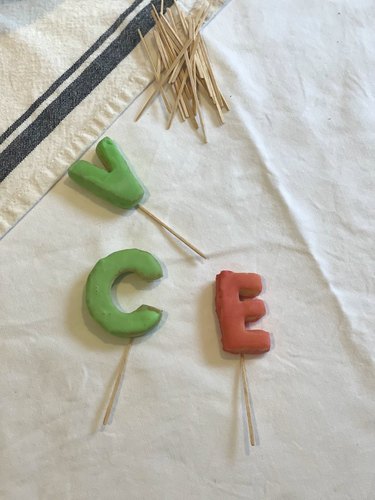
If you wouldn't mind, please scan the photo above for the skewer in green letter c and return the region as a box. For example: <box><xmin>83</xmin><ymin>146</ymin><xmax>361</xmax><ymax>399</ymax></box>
<box><xmin>85</xmin><ymin>249</ymin><xmax>164</xmax><ymax>338</ymax></box>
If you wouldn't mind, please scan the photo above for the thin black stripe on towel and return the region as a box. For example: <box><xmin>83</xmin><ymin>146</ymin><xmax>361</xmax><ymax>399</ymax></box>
<box><xmin>0</xmin><ymin>0</ymin><xmax>143</xmax><ymax>146</ymax></box>
<box><xmin>0</xmin><ymin>0</ymin><xmax>173</xmax><ymax>182</ymax></box>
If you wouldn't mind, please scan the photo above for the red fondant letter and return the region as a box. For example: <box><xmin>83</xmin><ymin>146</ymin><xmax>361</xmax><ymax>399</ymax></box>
<box><xmin>215</xmin><ymin>271</ymin><xmax>270</xmax><ymax>354</ymax></box>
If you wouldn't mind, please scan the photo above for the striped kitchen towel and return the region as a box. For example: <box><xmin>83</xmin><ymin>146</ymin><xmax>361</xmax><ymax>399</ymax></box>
<box><xmin>0</xmin><ymin>0</ymin><xmax>228</xmax><ymax>238</ymax></box>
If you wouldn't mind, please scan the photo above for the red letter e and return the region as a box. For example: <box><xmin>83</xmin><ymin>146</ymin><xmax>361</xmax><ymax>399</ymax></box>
<box><xmin>215</xmin><ymin>271</ymin><xmax>270</xmax><ymax>354</ymax></box>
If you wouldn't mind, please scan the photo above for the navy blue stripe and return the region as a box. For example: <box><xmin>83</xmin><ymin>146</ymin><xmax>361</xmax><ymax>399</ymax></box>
<box><xmin>0</xmin><ymin>0</ymin><xmax>173</xmax><ymax>182</ymax></box>
<box><xmin>0</xmin><ymin>0</ymin><xmax>143</xmax><ymax>146</ymax></box>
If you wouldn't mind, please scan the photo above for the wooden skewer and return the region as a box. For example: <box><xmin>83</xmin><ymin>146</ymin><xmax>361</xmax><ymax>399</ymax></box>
<box><xmin>169</xmin><ymin>56</ymin><xmax>184</xmax><ymax>84</ymax></box>
<box><xmin>152</xmin><ymin>10</ymin><xmax>189</xmax><ymax>115</ymax></box>
<box><xmin>189</xmin><ymin>18</ymin><xmax>199</xmax><ymax>118</ymax></box>
<box><xmin>135</xmin><ymin>12</ymin><xmax>207</xmax><ymax>121</ymax></box>
<box><xmin>184</xmin><ymin>48</ymin><xmax>207</xmax><ymax>143</ymax></box>
<box><xmin>175</xmin><ymin>1</ymin><xmax>188</xmax><ymax>34</ymax></box>
<box><xmin>153</xmin><ymin>29</ymin><xmax>187</xmax><ymax>120</ymax></box>
<box><xmin>161</xmin><ymin>16</ymin><xmax>183</xmax><ymax>49</ymax></box>
<box><xmin>137</xmin><ymin>2</ymin><xmax>226</xmax><ymax>140</ymax></box>
<box><xmin>199</xmin><ymin>35</ymin><xmax>230</xmax><ymax>111</ymax></box>
<box><xmin>138</xmin><ymin>29</ymin><xmax>172</xmax><ymax>115</ymax></box>
<box><xmin>197</xmin><ymin>39</ymin><xmax>224</xmax><ymax>123</ymax></box>
<box><xmin>240</xmin><ymin>353</ymin><xmax>255</xmax><ymax>446</ymax></box>
<box><xmin>175</xmin><ymin>4</ymin><xmax>195</xmax><ymax>116</ymax></box>
<box><xmin>153</xmin><ymin>30</ymin><xmax>186</xmax><ymax>120</ymax></box>
<box><xmin>178</xmin><ymin>5</ymin><xmax>205</xmax><ymax>108</ymax></box>
<box><xmin>156</xmin><ymin>13</ymin><xmax>199</xmax><ymax>126</ymax></box>
<box><xmin>138</xmin><ymin>204</ymin><xmax>207</xmax><ymax>259</ymax></box>
<box><xmin>167</xmin><ymin>70</ymin><xmax>188</xmax><ymax>129</ymax></box>
<box><xmin>156</xmin><ymin>52</ymin><xmax>161</xmax><ymax>77</ymax></box>
<box><xmin>154</xmin><ymin>8</ymin><xmax>182</xmax><ymax>48</ymax></box>
<box><xmin>174</xmin><ymin>12</ymin><xmax>207</xmax><ymax>139</ymax></box>
<box><xmin>167</xmin><ymin>7</ymin><xmax>179</xmax><ymax>36</ymax></box>
<box><xmin>103</xmin><ymin>339</ymin><xmax>133</xmax><ymax>425</ymax></box>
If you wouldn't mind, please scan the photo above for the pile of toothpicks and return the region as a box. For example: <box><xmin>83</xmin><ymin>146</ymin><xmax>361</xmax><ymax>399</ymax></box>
<box><xmin>136</xmin><ymin>1</ymin><xmax>229</xmax><ymax>143</ymax></box>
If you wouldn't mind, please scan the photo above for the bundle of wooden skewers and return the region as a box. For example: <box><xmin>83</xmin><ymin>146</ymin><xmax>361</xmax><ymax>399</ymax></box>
<box><xmin>136</xmin><ymin>1</ymin><xmax>229</xmax><ymax>143</ymax></box>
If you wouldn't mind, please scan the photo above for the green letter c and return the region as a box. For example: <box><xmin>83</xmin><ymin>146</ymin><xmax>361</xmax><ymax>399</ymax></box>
<box><xmin>85</xmin><ymin>249</ymin><xmax>164</xmax><ymax>338</ymax></box>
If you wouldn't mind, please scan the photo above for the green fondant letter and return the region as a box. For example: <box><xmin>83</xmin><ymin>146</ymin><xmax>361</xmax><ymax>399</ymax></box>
<box><xmin>68</xmin><ymin>137</ymin><xmax>144</xmax><ymax>209</ymax></box>
<box><xmin>86</xmin><ymin>249</ymin><xmax>164</xmax><ymax>338</ymax></box>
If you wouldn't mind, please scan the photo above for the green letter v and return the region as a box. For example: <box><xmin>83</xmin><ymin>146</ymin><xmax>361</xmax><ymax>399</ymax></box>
<box><xmin>68</xmin><ymin>137</ymin><xmax>144</xmax><ymax>209</ymax></box>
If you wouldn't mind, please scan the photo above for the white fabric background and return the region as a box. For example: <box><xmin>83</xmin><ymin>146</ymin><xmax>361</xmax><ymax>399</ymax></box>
<box><xmin>1</xmin><ymin>0</ymin><xmax>374</xmax><ymax>499</ymax></box>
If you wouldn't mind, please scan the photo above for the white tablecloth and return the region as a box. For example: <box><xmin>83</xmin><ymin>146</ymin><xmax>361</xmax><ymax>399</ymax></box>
<box><xmin>1</xmin><ymin>0</ymin><xmax>374</xmax><ymax>498</ymax></box>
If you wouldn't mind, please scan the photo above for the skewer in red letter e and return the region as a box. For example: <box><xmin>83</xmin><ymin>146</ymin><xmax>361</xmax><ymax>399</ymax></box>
<box><xmin>215</xmin><ymin>271</ymin><xmax>270</xmax><ymax>354</ymax></box>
